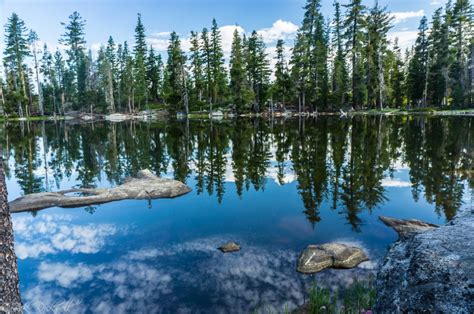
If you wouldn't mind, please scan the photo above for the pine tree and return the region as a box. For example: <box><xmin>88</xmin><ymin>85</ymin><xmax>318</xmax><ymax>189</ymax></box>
<box><xmin>406</xmin><ymin>16</ymin><xmax>429</xmax><ymax>107</ymax></box>
<box><xmin>54</xmin><ymin>50</ymin><xmax>67</xmax><ymax>114</ymax></box>
<box><xmin>427</xmin><ymin>8</ymin><xmax>449</xmax><ymax>107</ymax></box>
<box><xmin>388</xmin><ymin>38</ymin><xmax>404</xmax><ymax>108</ymax></box>
<box><xmin>365</xmin><ymin>2</ymin><xmax>393</xmax><ymax>109</ymax></box>
<box><xmin>230</xmin><ymin>28</ymin><xmax>253</xmax><ymax>113</ymax></box>
<box><xmin>273</xmin><ymin>39</ymin><xmax>292</xmax><ymax>107</ymax></box>
<box><xmin>209</xmin><ymin>19</ymin><xmax>227</xmax><ymax>109</ymax></box>
<box><xmin>331</xmin><ymin>1</ymin><xmax>349</xmax><ymax>109</ymax></box>
<box><xmin>133</xmin><ymin>13</ymin><xmax>148</xmax><ymax>110</ymax></box>
<box><xmin>163</xmin><ymin>32</ymin><xmax>187</xmax><ymax>112</ymax></box>
<box><xmin>201</xmin><ymin>28</ymin><xmax>212</xmax><ymax>105</ymax></box>
<box><xmin>291</xmin><ymin>0</ymin><xmax>330</xmax><ymax>111</ymax></box>
<box><xmin>59</xmin><ymin>11</ymin><xmax>86</xmax><ymax>108</ymax></box>
<box><xmin>450</xmin><ymin>0</ymin><xmax>473</xmax><ymax>107</ymax></box>
<box><xmin>40</xmin><ymin>44</ymin><xmax>59</xmax><ymax>114</ymax></box>
<box><xmin>189</xmin><ymin>31</ymin><xmax>205</xmax><ymax>104</ymax></box>
<box><xmin>246</xmin><ymin>31</ymin><xmax>270</xmax><ymax>111</ymax></box>
<box><xmin>119</xmin><ymin>41</ymin><xmax>134</xmax><ymax>112</ymax></box>
<box><xmin>28</xmin><ymin>30</ymin><xmax>44</xmax><ymax>115</ymax></box>
<box><xmin>146</xmin><ymin>46</ymin><xmax>161</xmax><ymax>104</ymax></box>
<box><xmin>105</xmin><ymin>36</ymin><xmax>118</xmax><ymax>109</ymax></box>
<box><xmin>291</xmin><ymin>32</ymin><xmax>306</xmax><ymax>113</ymax></box>
<box><xmin>343</xmin><ymin>0</ymin><xmax>367</xmax><ymax>109</ymax></box>
<box><xmin>3</xmin><ymin>13</ymin><xmax>31</xmax><ymax>117</ymax></box>
<box><xmin>97</xmin><ymin>46</ymin><xmax>115</xmax><ymax>112</ymax></box>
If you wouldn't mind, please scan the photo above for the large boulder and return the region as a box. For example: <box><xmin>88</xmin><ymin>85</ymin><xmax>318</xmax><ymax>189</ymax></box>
<box><xmin>376</xmin><ymin>209</ymin><xmax>474</xmax><ymax>312</ymax></box>
<box><xmin>297</xmin><ymin>243</ymin><xmax>369</xmax><ymax>274</ymax></box>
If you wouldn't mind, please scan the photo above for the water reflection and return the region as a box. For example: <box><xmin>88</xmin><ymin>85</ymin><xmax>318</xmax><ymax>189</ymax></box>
<box><xmin>2</xmin><ymin>116</ymin><xmax>472</xmax><ymax>228</ymax></box>
<box><xmin>21</xmin><ymin>235</ymin><xmax>375</xmax><ymax>313</ymax></box>
<box><xmin>13</xmin><ymin>214</ymin><xmax>118</xmax><ymax>259</ymax></box>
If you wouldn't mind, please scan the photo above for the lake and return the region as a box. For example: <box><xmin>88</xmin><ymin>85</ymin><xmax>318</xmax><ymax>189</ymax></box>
<box><xmin>2</xmin><ymin>115</ymin><xmax>472</xmax><ymax>312</ymax></box>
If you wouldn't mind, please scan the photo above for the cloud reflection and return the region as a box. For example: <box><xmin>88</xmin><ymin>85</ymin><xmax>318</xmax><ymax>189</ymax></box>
<box><xmin>13</xmin><ymin>214</ymin><xmax>118</xmax><ymax>259</ymax></box>
<box><xmin>23</xmin><ymin>236</ymin><xmax>377</xmax><ymax>313</ymax></box>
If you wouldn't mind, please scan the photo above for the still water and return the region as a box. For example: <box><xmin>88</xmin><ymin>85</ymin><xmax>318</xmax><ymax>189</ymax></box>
<box><xmin>3</xmin><ymin>115</ymin><xmax>473</xmax><ymax>312</ymax></box>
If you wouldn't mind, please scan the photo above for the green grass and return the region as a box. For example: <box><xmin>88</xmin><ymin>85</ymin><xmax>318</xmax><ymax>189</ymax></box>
<box><xmin>297</xmin><ymin>278</ymin><xmax>376</xmax><ymax>314</ymax></box>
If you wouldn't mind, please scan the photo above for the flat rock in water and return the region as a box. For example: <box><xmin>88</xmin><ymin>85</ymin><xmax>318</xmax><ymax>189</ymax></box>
<box><xmin>379</xmin><ymin>216</ymin><xmax>438</xmax><ymax>239</ymax></box>
<box><xmin>218</xmin><ymin>241</ymin><xmax>240</xmax><ymax>253</ymax></box>
<box><xmin>297</xmin><ymin>243</ymin><xmax>369</xmax><ymax>274</ymax></box>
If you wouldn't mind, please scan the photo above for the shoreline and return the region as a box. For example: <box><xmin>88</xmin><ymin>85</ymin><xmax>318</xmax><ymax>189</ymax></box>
<box><xmin>1</xmin><ymin>108</ymin><xmax>473</xmax><ymax>122</ymax></box>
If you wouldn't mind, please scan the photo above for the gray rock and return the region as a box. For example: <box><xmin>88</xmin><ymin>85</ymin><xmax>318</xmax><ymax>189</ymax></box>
<box><xmin>376</xmin><ymin>209</ymin><xmax>474</xmax><ymax>312</ymax></box>
<box><xmin>218</xmin><ymin>241</ymin><xmax>241</xmax><ymax>253</ymax></box>
<box><xmin>297</xmin><ymin>243</ymin><xmax>369</xmax><ymax>274</ymax></box>
<box><xmin>379</xmin><ymin>216</ymin><xmax>438</xmax><ymax>239</ymax></box>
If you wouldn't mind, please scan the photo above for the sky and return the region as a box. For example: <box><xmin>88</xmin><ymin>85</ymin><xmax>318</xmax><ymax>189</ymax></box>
<box><xmin>0</xmin><ymin>0</ymin><xmax>450</xmax><ymax>61</ymax></box>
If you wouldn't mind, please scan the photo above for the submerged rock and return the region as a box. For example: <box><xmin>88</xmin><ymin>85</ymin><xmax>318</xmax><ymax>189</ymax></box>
<box><xmin>218</xmin><ymin>241</ymin><xmax>241</xmax><ymax>253</ymax></box>
<box><xmin>376</xmin><ymin>209</ymin><xmax>474</xmax><ymax>312</ymax></box>
<box><xmin>297</xmin><ymin>243</ymin><xmax>369</xmax><ymax>274</ymax></box>
<box><xmin>379</xmin><ymin>216</ymin><xmax>438</xmax><ymax>239</ymax></box>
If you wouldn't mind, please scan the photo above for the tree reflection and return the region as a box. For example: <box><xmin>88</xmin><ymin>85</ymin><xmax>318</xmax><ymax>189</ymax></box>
<box><xmin>1</xmin><ymin>115</ymin><xmax>471</xmax><ymax>229</ymax></box>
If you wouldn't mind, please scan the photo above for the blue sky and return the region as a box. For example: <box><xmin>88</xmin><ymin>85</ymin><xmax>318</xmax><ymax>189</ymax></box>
<box><xmin>0</xmin><ymin>0</ymin><xmax>448</xmax><ymax>58</ymax></box>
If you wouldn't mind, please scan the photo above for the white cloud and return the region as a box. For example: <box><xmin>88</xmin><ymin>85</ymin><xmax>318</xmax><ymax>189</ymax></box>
<box><xmin>12</xmin><ymin>214</ymin><xmax>118</xmax><ymax>259</ymax></box>
<box><xmin>257</xmin><ymin>19</ymin><xmax>298</xmax><ymax>44</ymax></box>
<box><xmin>38</xmin><ymin>262</ymin><xmax>94</xmax><ymax>288</ymax></box>
<box><xmin>430</xmin><ymin>0</ymin><xmax>443</xmax><ymax>6</ymax></box>
<box><xmin>146</xmin><ymin>31</ymin><xmax>171</xmax><ymax>52</ymax></box>
<box><xmin>390</xmin><ymin>10</ymin><xmax>425</xmax><ymax>24</ymax></box>
<box><xmin>389</xmin><ymin>31</ymin><xmax>418</xmax><ymax>50</ymax></box>
<box><xmin>381</xmin><ymin>178</ymin><xmax>412</xmax><ymax>188</ymax></box>
<box><xmin>145</xmin><ymin>20</ymin><xmax>296</xmax><ymax>56</ymax></box>
<box><xmin>219</xmin><ymin>25</ymin><xmax>245</xmax><ymax>54</ymax></box>
<box><xmin>90</xmin><ymin>42</ymin><xmax>102</xmax><ymax>53</ymax></box>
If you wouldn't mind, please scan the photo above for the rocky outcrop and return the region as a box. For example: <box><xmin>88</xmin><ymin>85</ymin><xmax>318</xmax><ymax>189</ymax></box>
<box><xmin>379</xmin><ymin>216</ymin><xmax>438</xmax><ymax>239</ymax></box>
<box><xmin>9</xmin><ymin>170</ymin><xmax>191</xmax><ymax>213</ymax></box>
<box><xmin>297</xmin><ymin>243</ymin><xmax>369</xmax><ymax>274</ymax></box>
<box><xmin>218</xmin><ymin>241</ymin><xmax>241</xmax><ymax>253</ymax></box>
<box><xmin>376</xmin><ymin>210</ymin><xmax>474</xmax><ymax>312</ymax></box>
<box><xmin>0</xmin><ymin>152</ymin><xmax>22</xmax><ymax>313</ymax></box>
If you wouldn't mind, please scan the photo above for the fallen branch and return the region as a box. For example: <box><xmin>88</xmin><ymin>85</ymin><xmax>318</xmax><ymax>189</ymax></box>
<box><xmin>9</xmin><ymin>170</ymin><xmax>191</xmax><ymax>213</ymax></box>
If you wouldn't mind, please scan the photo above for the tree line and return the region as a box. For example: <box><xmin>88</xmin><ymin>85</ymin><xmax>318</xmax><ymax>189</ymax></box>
<box><xmin>1</xmin><ymin>0</ymin><xmax>473</xmax><ymax>118</ymax></box>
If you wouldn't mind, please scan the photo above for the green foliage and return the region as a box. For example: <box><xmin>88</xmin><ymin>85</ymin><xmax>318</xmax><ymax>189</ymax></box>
<box><xmin>163</xmin><ymin>31</ymin><xmax>187</xmax><ymax>111</ymax></box>
<box><xmin>133</xmin><ymin>13</ymin><xmax>148</xmax><ymax>110</ymax></box>
<box><xmin>272</xmin><ymin>39</ymin><xmax>292</xmax><ymax>107</ymax></box>
<box><xmin>343</xmin><ymin>0</ymin><xmax>367</xmax><ymax>109</ymax></box>
<box><xmin>3</xmin><ymin>13</ymin><xmax>31</xmax><ymax>117</ymax></box>
<box><xmin>304</xmin><ymin>279</ymin><xmax>375</xmax><ymax>314</ymax></box>
<box><xmin>230</xmin><ymin>29</ymin><xmax>253</xmax><ymax>113</ymax></box>
<box><xmin>246</xmin><ymin>30</ymin><xmax>270</xmax><ymax>111</ymax></box>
